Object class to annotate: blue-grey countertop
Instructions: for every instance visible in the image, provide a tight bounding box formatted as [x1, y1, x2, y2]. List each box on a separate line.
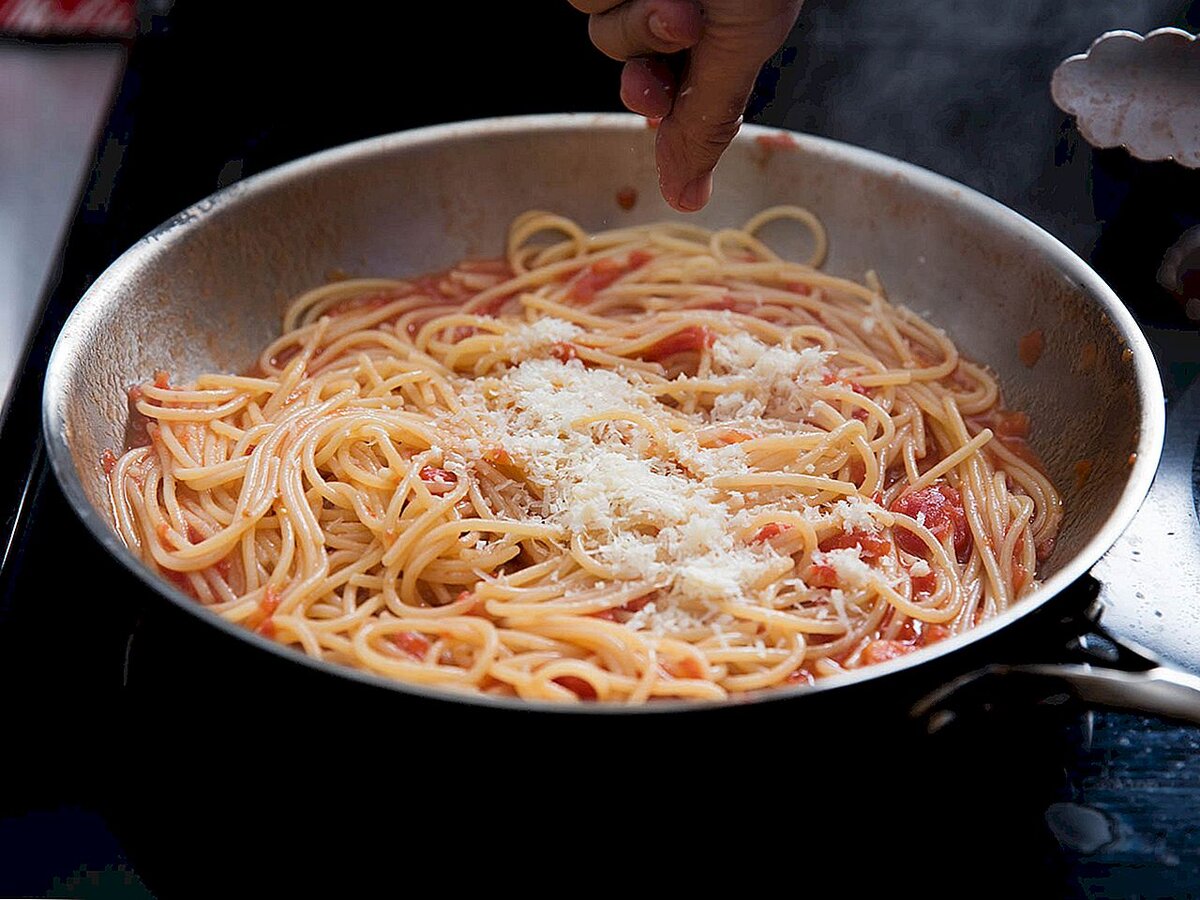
[0, 40, 123, 413]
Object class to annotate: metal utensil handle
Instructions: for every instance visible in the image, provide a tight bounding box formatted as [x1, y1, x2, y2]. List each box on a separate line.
[912, 663, 1200, 730]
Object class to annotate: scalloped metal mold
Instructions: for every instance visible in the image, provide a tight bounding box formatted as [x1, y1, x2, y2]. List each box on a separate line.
[1052, 27, 1200, 168]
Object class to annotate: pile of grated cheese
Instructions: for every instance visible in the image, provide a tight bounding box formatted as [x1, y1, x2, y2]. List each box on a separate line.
[436, 318, 896, 635]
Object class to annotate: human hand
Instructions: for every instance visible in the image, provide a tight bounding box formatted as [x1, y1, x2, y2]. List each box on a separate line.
[570, 0, 804, 211]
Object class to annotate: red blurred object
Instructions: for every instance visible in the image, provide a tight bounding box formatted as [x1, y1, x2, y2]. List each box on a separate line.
[0, 0, 136, 37]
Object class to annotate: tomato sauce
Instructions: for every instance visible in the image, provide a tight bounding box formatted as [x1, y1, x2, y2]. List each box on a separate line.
[818, 528, 891, 559]
[890, 483, 971, 562]
[637, 325, 715, 362]
[568, 251, 654, 303]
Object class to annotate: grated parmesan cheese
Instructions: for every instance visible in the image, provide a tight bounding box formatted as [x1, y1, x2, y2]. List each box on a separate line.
[811, 547, 876, 589]
[503, 317, 582, 356]
[434, 319, 898, 636]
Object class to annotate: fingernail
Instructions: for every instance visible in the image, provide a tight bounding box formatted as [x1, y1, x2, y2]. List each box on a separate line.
[677, 172, 713, 212]
[648, 12, 674, 42]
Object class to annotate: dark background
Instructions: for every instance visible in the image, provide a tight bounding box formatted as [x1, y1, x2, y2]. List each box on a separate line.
[2, 1, 1200, 896]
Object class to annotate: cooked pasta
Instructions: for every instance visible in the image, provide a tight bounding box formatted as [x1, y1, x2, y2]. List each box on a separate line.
[105, 207, 1063, 703]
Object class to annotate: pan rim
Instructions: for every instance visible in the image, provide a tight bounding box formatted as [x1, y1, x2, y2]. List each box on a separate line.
[41, 111, 1166, 715]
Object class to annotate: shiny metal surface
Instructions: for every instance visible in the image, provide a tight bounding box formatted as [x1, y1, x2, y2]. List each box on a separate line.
[1093, 371, 1200, 675]
[0, 42, 124, 414]
[42, 113, 1166, 711]
[915, 664, 1200, 729]
[1051, 28, 1200, 169]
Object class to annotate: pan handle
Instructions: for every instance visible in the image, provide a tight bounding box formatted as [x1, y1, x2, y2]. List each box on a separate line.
[912, 663, 1200, 731]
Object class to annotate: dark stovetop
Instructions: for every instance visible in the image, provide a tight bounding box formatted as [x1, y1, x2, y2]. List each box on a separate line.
[3, 2, 1200, 896]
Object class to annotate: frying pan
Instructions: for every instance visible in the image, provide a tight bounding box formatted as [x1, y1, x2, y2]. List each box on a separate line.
[40, 113, 1196, 720]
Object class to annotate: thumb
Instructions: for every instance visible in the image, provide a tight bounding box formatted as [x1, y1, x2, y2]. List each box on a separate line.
[656, 7, 801, 211]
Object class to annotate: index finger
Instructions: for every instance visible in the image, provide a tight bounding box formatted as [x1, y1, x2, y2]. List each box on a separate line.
[654, 4, 802, 211]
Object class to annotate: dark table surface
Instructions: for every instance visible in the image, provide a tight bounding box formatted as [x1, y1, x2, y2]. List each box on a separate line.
[2, 1, 1200, 896]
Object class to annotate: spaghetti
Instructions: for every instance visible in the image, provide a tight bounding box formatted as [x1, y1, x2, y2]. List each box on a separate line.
[106, 207, 1063, 703]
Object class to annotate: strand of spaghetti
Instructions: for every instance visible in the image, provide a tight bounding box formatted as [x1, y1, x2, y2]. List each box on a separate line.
[904, 427, 994, 495]
[711, 473, 860, 494]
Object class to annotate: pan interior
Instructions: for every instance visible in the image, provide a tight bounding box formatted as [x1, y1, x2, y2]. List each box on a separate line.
[45, 115, 1160, 702]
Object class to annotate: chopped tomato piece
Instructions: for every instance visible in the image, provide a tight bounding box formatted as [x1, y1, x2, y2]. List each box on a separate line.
[753, 523, 793, 543]
[593, 592, 656, 621]
[847, 458, 867, 484]
[805, 563, 840, 589]
[554, 675, 598, 700]
[247, 586, 283, 634]
[639, 325, 715, 362]
[664, 657, 705, 680]
[910, 569, 938, 597]
[623, 593, 656, 613]
[628, 251, 654, 269]
[994, 410, 1031, 439]
[418, 466, 457, 485]
[818, 529, 891, 560]
[1018, 329, 1044, 367]
[569, 260, 622, 302]
[890, 483, 971, 562]
[153, 370, 170, 389]
[390, 631, 431, 660]
[615, 186, 638, 210]
[895, 620, 951, 646]
[101, 449, 118, 475]
[861, 640, 919, 666]
[919, 624, 951, 647]
[550, 341, 577, 362]
[568, 251, 653, 302]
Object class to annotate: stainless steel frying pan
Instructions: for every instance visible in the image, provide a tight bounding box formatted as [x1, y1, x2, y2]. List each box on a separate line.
[40, 113, 1194, 717]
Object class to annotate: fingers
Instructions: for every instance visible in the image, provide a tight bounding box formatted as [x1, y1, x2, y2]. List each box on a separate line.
[656, 7, 801, 211]
[587, 0, 703, 61]
[655, 36, 759, 211]
[567, 0, 625, 13]
[619, 57, 677, 118]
